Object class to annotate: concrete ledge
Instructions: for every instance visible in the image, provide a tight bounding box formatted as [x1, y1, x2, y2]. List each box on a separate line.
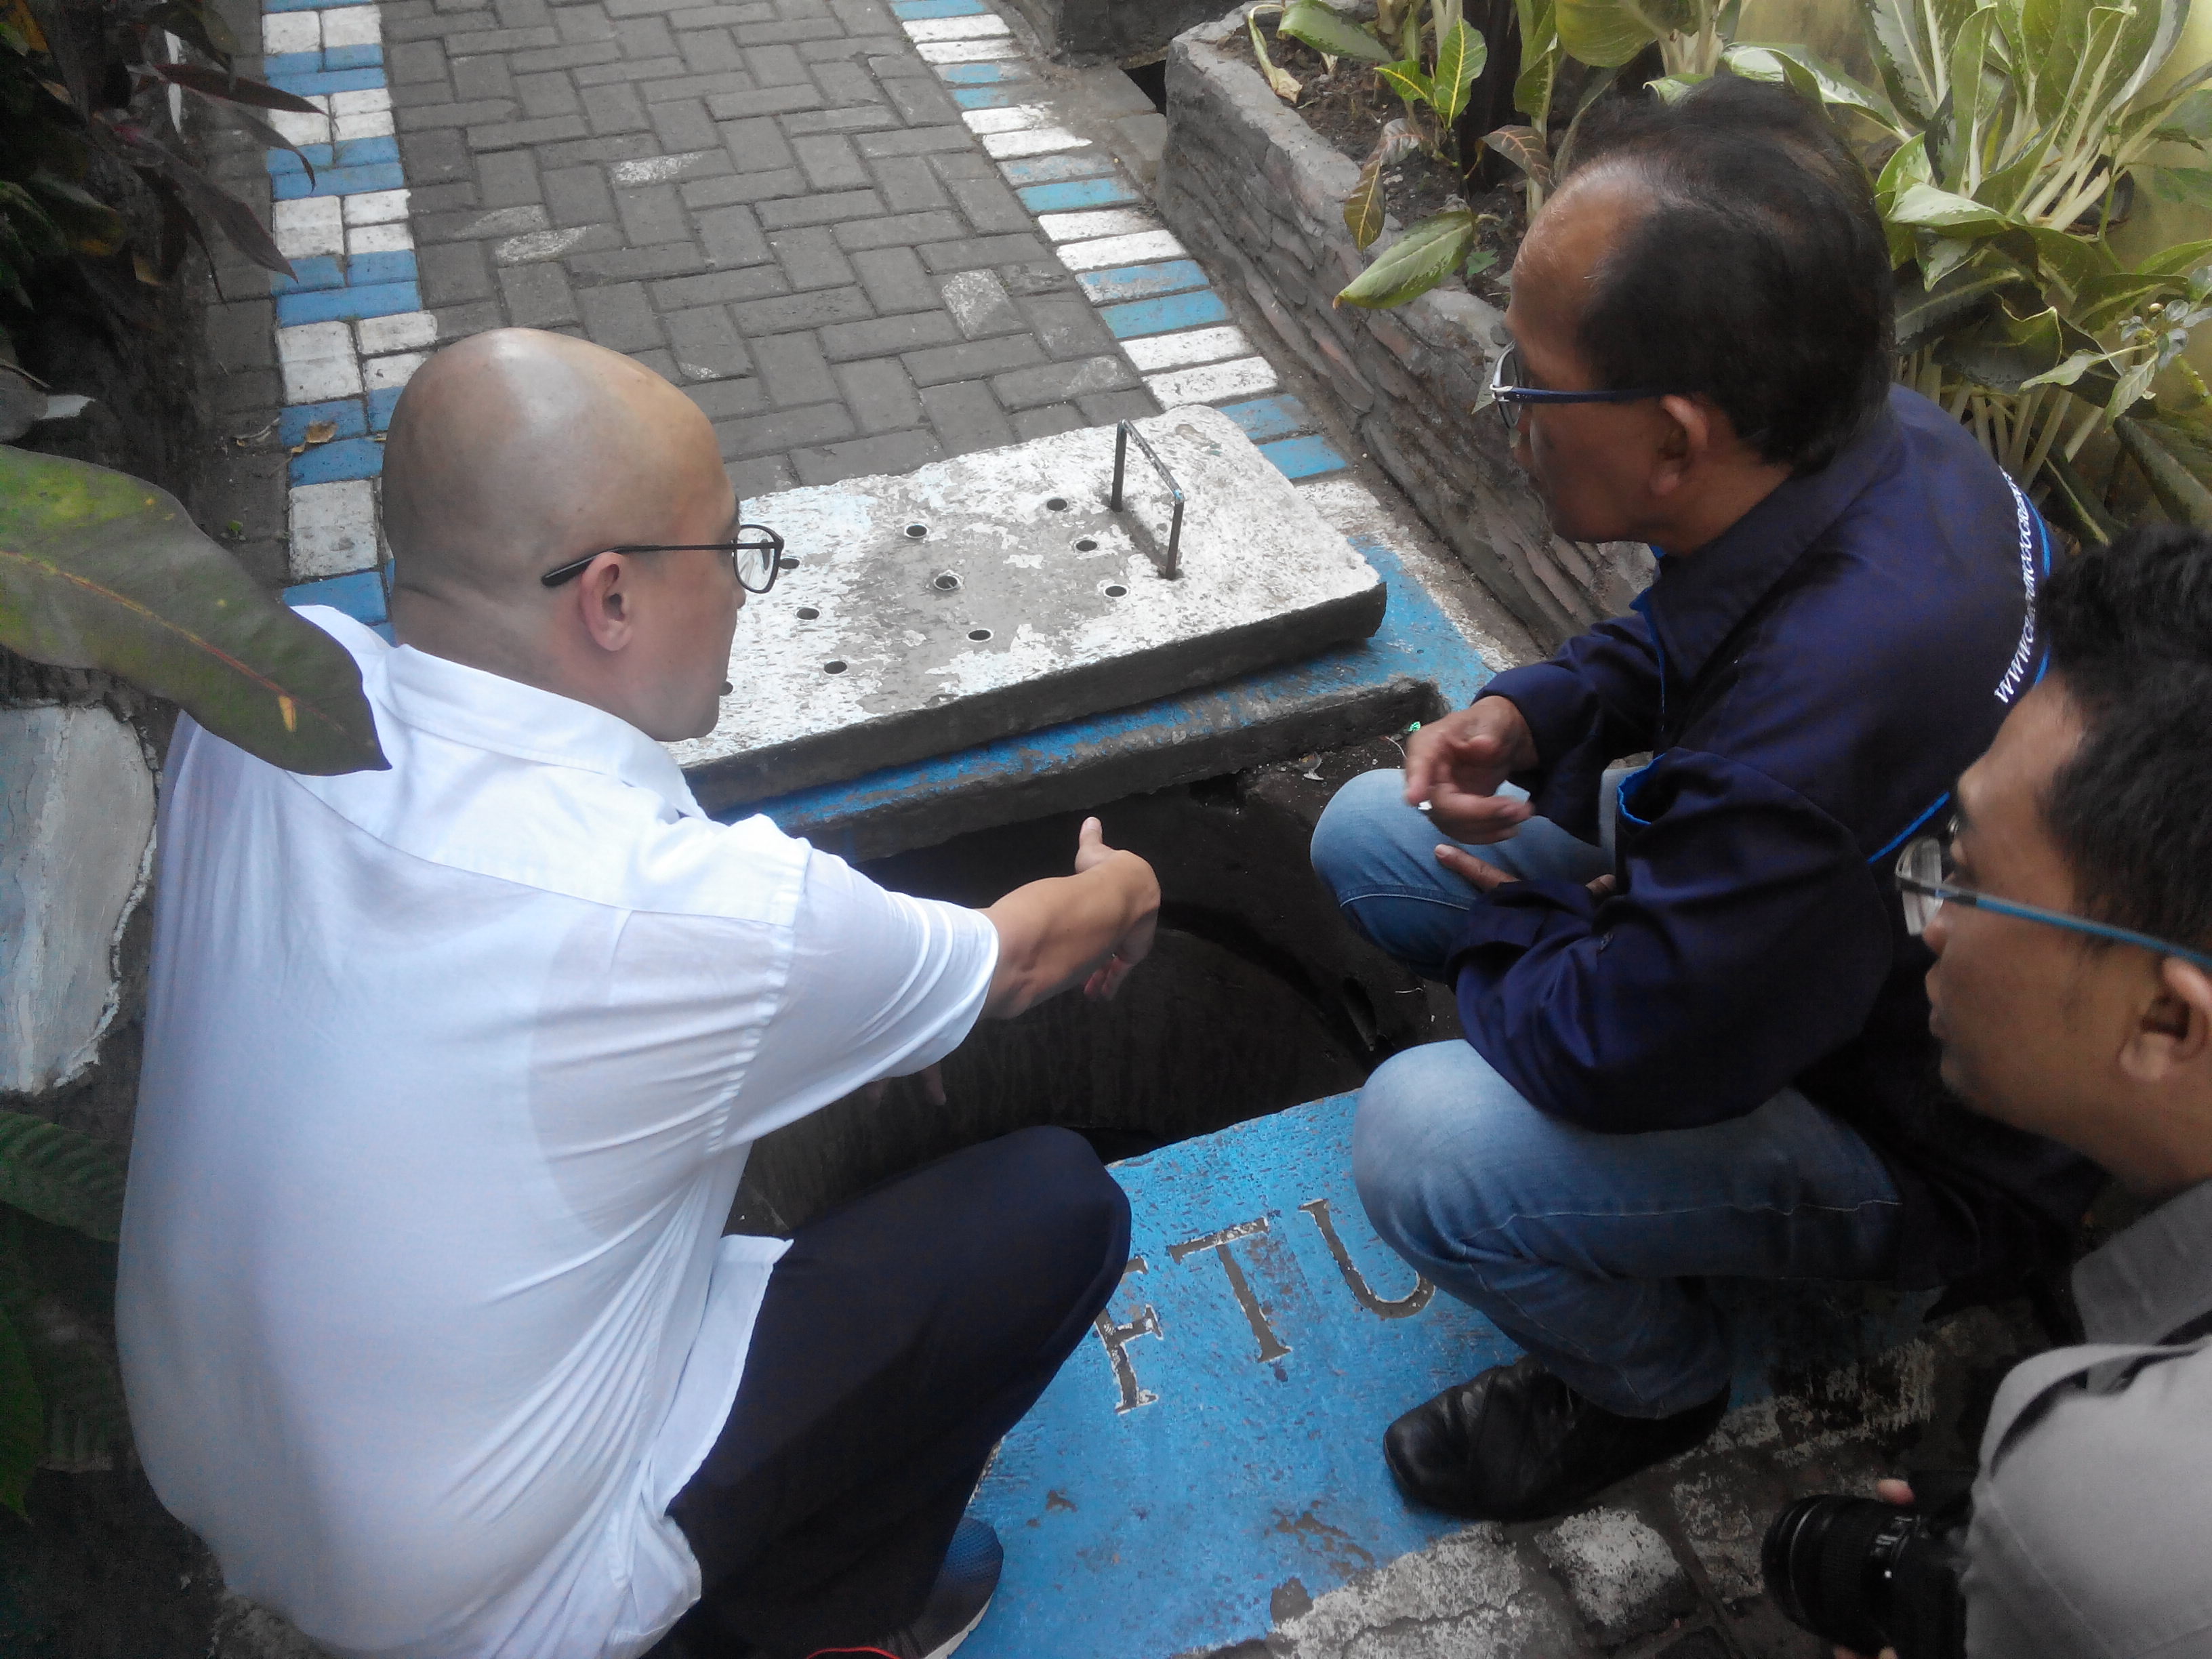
[1156, 7, 1654, 642]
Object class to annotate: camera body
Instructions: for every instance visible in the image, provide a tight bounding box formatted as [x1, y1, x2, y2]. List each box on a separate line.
[1761, 1489, 1971, 1659]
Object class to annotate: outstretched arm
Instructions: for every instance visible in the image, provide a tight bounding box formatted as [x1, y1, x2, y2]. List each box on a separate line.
[982, 817, 1160, 1019]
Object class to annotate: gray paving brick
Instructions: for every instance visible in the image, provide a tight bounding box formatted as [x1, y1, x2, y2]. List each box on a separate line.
[920, 378, 1015, 454]
[880, 73, 957, 125]
[422, 202, 550, 240]
[419, 238, 495, 303]
[569, 241, 715, 281]
[616, 181, 691, 245]
[903, 333, 1045, 386]
[790, 426, 942, 485]
[1000, 259, 1080, 297]
[554, 5, 615, 42]
[535, 131, 663, 167]
[829, 0, 893, 30]
[688, 377, 771, 419]
[579, 279, 663, 349]
[499, 261, 581, 324]
[792, 132, 868, 190]
[917, 232, 1049, 272]
[867, 154, 950, 212]
[650, 95, 719, 150]
[704, 82, 821, 119]
[206, 298, 274, 371]
[863, 49, 935, 77]
[781, 104, 901, 135]
[665, 305, 754, 381]
[577, 53, 684, 84]
[615, 14, 676, 56]
[834, 209, 964, 252]
[991, 354, 1135, 410]
[1012, 402, 1086, 441]
[926, 150, 998, 182]
[819, 310, 958, 361]
[726, 453, 797, 495]
[756, 188, 883, 231]
[494, 0, 550, 28]
[470, 112, 592, 150]
[698, 203, 771, 266]
[1021, 294, 1112, 359]
[936, 267, 1024, 338]
[833, 356, 922, 432]
[809, 60, 878, 106]
[678, 28, 745, 73]
[1076, 388, 1159, 426]
[213, 367, 283, 417]
[451, 52, 514, 98]
[508, 37, 621, 70]
[714, 118, 795, 174]
[848, 245, 936, 313]
[734, 16, 845, 45]
[583, 79, 651, 131]
[717, 401, 855, 459]
[946, 173, 1029, 235]
[546, 163, 617, 225]
[478, 148, 544, 205]
[389, 39, 451, 82]
[399, 96, 520, 129]
[649, 265, 790, 307]
[684, 167, 806, 207]
[401, 127, 474, 184]
[854, 125, 973, 158]
[671, 1, 773, 23]
[448, 24, 561, 52]
[514, 68, 582, 117]
[433, 299, 507, 340]
[494, 222, 625, 262]
[731, 285, 875, 336]
[643, 70, 752, 100]
[767, 224, 855, 290]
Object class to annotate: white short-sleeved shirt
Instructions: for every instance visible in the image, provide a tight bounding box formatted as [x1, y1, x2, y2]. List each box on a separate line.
[116, 610, 999, 1659]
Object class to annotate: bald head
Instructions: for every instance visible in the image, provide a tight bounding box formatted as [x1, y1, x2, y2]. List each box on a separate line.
[382, 329, 745, 743]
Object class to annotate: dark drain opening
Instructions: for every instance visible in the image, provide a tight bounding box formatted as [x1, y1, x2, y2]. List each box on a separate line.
[1124, 59, 1167, 112]
[734, 749, 1456, 1233]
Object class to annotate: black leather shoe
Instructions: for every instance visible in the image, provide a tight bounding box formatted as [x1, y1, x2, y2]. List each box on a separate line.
[1384, 1355, 1728, 1521]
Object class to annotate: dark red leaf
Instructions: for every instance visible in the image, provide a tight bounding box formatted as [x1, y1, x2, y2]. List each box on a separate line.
[150, 62, 318, 114]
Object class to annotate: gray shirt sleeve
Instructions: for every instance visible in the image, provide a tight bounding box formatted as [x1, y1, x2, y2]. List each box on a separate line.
[1963, 1341, 2212, 1658]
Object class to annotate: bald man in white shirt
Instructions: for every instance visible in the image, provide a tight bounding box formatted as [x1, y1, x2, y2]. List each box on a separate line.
[117, 330, 1160, 1659]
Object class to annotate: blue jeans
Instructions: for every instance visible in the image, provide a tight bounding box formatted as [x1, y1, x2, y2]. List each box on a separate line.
[1310, 770, 1904, 1417]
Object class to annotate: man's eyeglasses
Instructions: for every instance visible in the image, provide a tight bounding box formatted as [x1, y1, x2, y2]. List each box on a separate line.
[1894, 825, 2212, 975]
[1481, 342, 1668, 438]
[539, 526, 792, 593]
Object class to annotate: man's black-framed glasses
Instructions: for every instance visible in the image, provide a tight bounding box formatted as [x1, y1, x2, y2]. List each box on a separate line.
[1894, 823, 2212, 974]
[1482, 342, 1668, 438]
[539, 525, 791, 593]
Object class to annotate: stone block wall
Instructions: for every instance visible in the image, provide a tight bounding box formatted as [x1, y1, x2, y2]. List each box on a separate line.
[999, 0, 1228, 63]
[1157, 5, 1652, 644]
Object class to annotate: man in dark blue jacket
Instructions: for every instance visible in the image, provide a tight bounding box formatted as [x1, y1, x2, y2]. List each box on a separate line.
[1309, 76, 2101, 1521]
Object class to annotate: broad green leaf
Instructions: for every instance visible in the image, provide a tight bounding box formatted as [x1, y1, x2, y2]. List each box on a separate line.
[1648, 72, 1703, 101]
[0, 449, 388, 776]
[1864, 0, 1942, 123]
[0, 1309, 39, 1518]
[0, 1112, 123, 1242]
[1345, 159, 1390, 250]
[2133, 237, 2212, 280]
[1893, 260, 2030, 354]
[2018, 345, 2116, 390]
[1723, 44, 1902, 133]
[1891, 180, 2011, 235]
[2075, 272, 2189, 332]
[1939, 301, 2112, 401]
[1430, 19, 1487, 124]
[1280, 0, 1395, 60]
[2116, 413, 2212, 527]
[2155, 87, 2212, 142]
[1875, 132, 1933, 212]
[1939, 9, 1996, 190]
[1557, 0, 1658, 68]
[1514, 0, 1559, 126]
[1338, 209, 1477, 308]
[1481, 124, 1554, 188]
[2104, 353, 2160, 419]
[2154, 167, 2212, 211]
[1375, 56, 1435, 106]
[1988, 224, 2114, 296]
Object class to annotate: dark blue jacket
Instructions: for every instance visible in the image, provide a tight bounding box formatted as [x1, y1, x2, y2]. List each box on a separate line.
[1452, 386, 2100, 1290]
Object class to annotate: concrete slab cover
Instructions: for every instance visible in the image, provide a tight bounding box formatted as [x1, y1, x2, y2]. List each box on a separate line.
[672, 407, 1386, 812]
[961, 1091, 1942, 1657]
[0, 705, 156, 1094]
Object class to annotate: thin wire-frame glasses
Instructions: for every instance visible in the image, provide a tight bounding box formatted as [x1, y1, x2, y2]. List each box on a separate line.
[1894, 827, 2212, 974]
[1481, 342, 1668, 438]
[539, 525, 790, 593]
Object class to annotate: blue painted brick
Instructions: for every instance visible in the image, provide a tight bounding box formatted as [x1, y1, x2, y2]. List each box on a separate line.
[951, 83, 1027, 108]
[266, 66, 386, 96]
[273, 160, 407, 199]
[1017, 176, 1141, 213]
[367, 385, 404, 432]
[285, 568, 387, 624]
[321, 41, 384, 68]
[289, 436, 386, 486]
[1218, 394, 1316, 445]
[1099, 287, 1229, 338]
[996, 151, 1116, 186]
[346, 249, 417, 286]
[260, 49, 323, 75]
[276, 281, 422, 325]
[892, 0, 988, 16]
[279, 398, 367, 448]
[334, 135, 401, 167]
[1075, 259, 1210, 304]
[271, 254, 346, 294]
[937, 61, 1028, 83]
[1261, 433, 1349, 480]
[268, 142, 336, 176]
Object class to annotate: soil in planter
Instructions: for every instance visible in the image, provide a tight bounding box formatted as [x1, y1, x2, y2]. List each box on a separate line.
[1221, 19, 1522, 308]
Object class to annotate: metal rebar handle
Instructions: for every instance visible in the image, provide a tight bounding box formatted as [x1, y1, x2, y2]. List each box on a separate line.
[1109, 419, 1186, 579]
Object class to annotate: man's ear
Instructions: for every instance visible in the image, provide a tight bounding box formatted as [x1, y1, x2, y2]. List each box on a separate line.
[2119, 957, 2212, 1084]
[1649, 394, 1715, 500]
[575, 554, 636, 654]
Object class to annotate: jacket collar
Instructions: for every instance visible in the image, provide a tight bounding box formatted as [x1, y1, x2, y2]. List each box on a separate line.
[379, 640, 706, 820]
[2073, 1177, 2212, 1346]
[1639, 392, 1906, 688]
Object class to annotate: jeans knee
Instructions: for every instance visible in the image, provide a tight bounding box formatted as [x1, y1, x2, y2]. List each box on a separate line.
[1351, 1044, 1533, 1270]
[1309, 769, 1410, 903]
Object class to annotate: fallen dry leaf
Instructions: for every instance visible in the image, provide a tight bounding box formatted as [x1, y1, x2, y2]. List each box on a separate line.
[304, 420, 338, 445]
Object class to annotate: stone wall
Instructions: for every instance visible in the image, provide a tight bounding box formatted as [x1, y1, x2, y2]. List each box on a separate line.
[1157, 6, 1652, 643]
[1000, 0, 1227, 63]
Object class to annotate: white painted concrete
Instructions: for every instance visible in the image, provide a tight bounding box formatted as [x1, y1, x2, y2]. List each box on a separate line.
[901, 13, 1011, 38]
[1054, 228, 1185, 270]
[1036, 207, 1158, 243]
[343, 188, 409, 226]
[289, 478, 381, 579]
[962, 104, 1049, 134]
[916, 36, 1023, 60]
[272, 197, 344, 260]
[980, 127, 1089, 159]
[356, 310, 436, 356]
[1122, 324, 1250, 373]
[278, 321, 363, 403]
[1144, 355, 1279, 405]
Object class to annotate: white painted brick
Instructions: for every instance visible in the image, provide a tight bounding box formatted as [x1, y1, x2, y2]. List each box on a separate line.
[347, 220, 414, 255]
[363, 352, 426, 393]
[1123, 325, 1252, 373]
[980, 127, 1088, 159]
[356, 311, 437, 356]
[272, 196, 344, 260]
[344, 188, 410, 226]
[962, 105, 1047, 134]
[277, 321, 363, 403]
[318, 5, 383, 49]
[1145, 356, 1279, 405]
[327, 86, 391, 116]
[289, 480, 381, 581]
[269, 106, 333, 147]
[901, 14, 1010, 38]
[262, 12, 321, 54]
[916, 37, 1022, 61]
[332, 105, 394, 140]
[1036, 207, 1157, 243]
[1055, 228, 1186, 270]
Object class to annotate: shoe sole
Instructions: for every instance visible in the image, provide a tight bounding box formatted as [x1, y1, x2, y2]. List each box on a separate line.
[920, 1593, 993, 1659]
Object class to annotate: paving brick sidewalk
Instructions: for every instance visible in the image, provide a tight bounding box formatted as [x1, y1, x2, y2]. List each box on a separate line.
[374, 0, 1153, 494]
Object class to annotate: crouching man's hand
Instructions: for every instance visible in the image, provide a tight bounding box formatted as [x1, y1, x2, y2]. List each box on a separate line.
[983, 817, 1161, 1019]
[1403, 699, 1539, 843]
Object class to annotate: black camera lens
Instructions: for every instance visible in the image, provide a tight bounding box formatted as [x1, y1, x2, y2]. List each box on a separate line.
[1762, 1495, 1922, 1655]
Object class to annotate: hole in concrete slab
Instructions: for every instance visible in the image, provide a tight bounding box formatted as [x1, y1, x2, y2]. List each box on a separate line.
[1125, 58, 1168, 112]
[905, 522, 928, 539]
[796, 607, 820, 619]
[1075, 537, 1099, 551]
[823, 660, 847, 674]
[1103, 583, 1128, 598]
[932, 572, 961, 592]
[1045, 496, 1069, 511]
[967, 628, 994, 641]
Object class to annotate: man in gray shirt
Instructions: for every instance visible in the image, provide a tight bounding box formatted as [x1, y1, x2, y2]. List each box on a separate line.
[1835, 520, 2212, 1658]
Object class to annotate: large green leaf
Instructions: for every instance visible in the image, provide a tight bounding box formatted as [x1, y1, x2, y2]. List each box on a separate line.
[0, 1111, 124, 1243]
[1337, 209, 1478, 308]
[1890, 180, 2011, 236]
[0, 1309, 38, 1518]
[0, 448, 387, 776]
[1374, 56, 1435, 106]
[1514, 0, 1560, 126]
[1429, 18, 1488, 124]
[1556, 0, 1658, 67]
[1894, 260, 2029, 354]
[1937, 7, 1996, 190]
[1723, 44, 1902, 134]
[1279, 0, 1393, 59]
[2116, 413, 2212, 527]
